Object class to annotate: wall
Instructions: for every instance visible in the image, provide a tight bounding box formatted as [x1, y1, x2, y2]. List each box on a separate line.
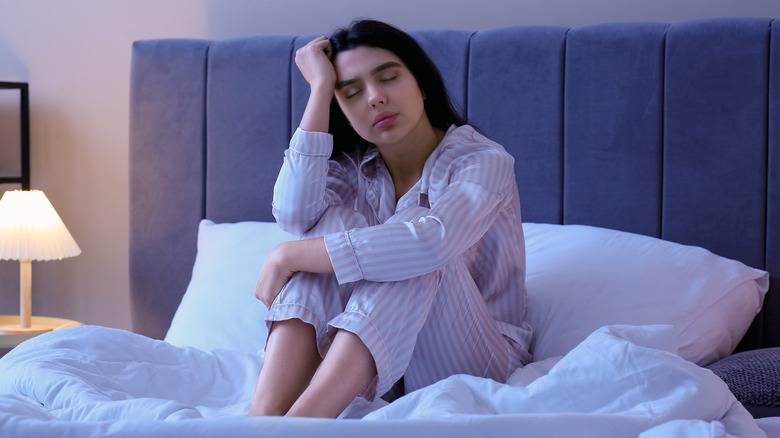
[0, 0, 778, 332]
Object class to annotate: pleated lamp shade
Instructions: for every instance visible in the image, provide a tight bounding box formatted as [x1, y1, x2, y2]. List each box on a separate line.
[0, 190, 81, 334]
[0, 190, 81, 261]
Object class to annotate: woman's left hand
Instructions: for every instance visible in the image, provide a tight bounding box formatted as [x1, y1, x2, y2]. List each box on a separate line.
[255, 243, 296, 309]
[254, 237, 334, 309]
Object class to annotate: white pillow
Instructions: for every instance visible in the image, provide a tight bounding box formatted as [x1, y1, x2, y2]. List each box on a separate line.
[524, 223, 769, 366]
[166, 220, 769, 368]
[164, 220, 296, 353]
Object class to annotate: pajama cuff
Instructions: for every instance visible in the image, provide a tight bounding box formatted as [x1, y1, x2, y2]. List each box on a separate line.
[329, 311, 393, 402]
[324, 230, 364, 284]
[289, 128, 333, 157]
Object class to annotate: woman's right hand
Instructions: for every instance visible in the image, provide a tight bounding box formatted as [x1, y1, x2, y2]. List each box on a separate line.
[295, 36, 336, 93]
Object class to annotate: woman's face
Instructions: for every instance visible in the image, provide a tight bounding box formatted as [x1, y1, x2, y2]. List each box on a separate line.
[333, 46, 427, 148]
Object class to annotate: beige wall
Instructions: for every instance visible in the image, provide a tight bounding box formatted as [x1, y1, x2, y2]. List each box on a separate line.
[0, 0, 778, 331]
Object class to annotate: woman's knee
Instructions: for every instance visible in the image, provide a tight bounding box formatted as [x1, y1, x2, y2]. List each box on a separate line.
[275, 271, 346, 309]
[384, 206, 429, 224]
[302, 206, 369, 238]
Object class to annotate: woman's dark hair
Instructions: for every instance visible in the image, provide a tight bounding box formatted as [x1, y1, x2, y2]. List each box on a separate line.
[328, 19, 467, 156]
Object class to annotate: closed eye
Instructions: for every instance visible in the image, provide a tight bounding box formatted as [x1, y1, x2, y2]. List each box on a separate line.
[344, 88, 362, 99]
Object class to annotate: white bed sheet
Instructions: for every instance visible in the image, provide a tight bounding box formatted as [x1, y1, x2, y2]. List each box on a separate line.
[0, 324, 770, 437]
[758, 417, 780, 438]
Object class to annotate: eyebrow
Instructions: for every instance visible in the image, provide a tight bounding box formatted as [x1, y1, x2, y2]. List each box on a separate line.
[335, 61, 403, 90]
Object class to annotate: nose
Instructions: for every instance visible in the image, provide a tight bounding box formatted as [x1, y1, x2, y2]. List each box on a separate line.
[367, 84, 386, 108]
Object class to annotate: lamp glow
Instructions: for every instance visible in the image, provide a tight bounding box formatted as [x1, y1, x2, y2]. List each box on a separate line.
[0, 190, 81, 334]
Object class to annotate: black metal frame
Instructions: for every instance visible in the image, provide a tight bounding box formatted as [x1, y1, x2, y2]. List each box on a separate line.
[0, 81, 30, 190]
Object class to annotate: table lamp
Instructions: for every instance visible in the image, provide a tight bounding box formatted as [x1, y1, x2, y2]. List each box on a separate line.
[0, 190, 81, 334]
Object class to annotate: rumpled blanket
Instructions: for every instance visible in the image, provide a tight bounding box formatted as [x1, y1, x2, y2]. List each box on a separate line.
[0, 324, 765, 437]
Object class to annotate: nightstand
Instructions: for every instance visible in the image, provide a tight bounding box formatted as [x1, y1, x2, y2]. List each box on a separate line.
[0, 315, 81, 349]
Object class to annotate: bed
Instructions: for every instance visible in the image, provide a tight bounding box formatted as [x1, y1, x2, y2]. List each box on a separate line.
[0, 16, 779, 437]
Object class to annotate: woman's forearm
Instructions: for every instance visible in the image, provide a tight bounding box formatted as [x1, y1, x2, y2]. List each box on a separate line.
[299, 85, 333, 133]
[295, 36, 336, 134]
[278, 237, 334, 275]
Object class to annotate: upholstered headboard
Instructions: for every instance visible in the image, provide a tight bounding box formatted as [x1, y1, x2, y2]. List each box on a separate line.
[129, 17, 779, 351]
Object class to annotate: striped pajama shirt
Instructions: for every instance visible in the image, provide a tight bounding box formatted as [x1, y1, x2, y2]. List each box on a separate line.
[267, 124, 533, 400]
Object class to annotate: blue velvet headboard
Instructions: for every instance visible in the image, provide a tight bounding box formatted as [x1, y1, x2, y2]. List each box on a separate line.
[129, 17, 779, 351]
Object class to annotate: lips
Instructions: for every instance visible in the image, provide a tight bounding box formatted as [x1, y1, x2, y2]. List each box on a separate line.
[372, 111, 398, 129]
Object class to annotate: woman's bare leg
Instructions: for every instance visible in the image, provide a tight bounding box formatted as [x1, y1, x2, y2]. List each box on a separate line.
[247, 319, 322, 416]
[286, 329, 377, 418]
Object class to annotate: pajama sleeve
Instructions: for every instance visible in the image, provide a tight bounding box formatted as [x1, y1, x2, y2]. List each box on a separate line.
[272, 129, 355, 236]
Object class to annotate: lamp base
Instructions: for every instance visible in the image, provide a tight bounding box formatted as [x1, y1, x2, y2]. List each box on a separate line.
[0, 324, 53, 334]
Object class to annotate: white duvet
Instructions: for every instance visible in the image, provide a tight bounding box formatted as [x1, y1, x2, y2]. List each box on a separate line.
[0, 324, 767, 437]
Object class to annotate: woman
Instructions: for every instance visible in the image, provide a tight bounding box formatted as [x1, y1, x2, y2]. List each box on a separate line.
[249, 19, 532, 418]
